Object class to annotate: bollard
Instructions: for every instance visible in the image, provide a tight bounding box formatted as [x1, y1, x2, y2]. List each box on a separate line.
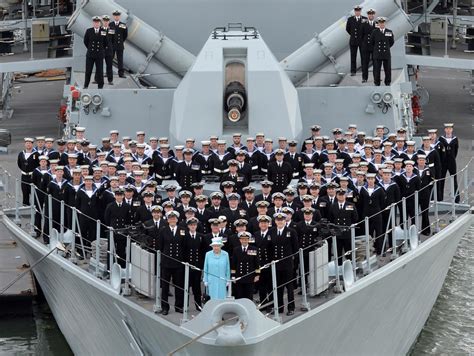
[364, 217, 371, 274]
[332, 236, 343, 292]
[95, 220, 101, 277]
[182, 263, 190, 324]
[414, 190, 420, 233]
[60, 200, 65, 242]
[70, 208, 77, 264]
[109, 229, 115, 275]
[14, 179, 21, 225]
[450, 177, 456, 220]
[48, 194, 53, 235]
[123, 235, 132, 296]
[299, 248, 310, 311]
[29, 184, 35, 235]
[350, 224, 356, 278]
[270, 261, 280, 322]
[153, 251, 162, 313]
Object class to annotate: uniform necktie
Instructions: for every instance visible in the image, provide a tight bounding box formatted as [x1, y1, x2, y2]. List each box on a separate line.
[191, 234, 195, 239]
[118, 203, 121, 207]
[156, 221, 159, 228]
[243, 247, 247, 253]
[172, 227, 176, 236]
[340, 204, 343, 209]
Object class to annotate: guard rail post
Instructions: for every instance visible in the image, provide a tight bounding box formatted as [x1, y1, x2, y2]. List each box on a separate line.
[350, 224, 356, 278]
[332, 236, 343, 292]
[95, 220, 101, 277]
[109, 228, 114, 275]
[414, 190, 420, 233]
[463, 167, 468, 204]
[60, 200, 65, 242]
[402, 197, 408, 242]
[70, 208, 77, 264]
[182, 262, 190, 324]
[271, 261, 280, 322]
[433, 180, 440, 233]
[48, 194, 53, 234]
[299, 248, 310, 311]
[153, 251, 162, 313]
[123, 235, 132, 296]
[29, 184, 35, 235]
[364, 217, 372, 274]
[14, 178, 21, 225]
[391, 204, 398, 260]
[450, 176, 456, 220]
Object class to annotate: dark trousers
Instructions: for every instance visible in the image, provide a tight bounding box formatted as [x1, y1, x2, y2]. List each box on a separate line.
[419, 190, 432, 235]
[21, 174, 32, 205]
[114, 232, 127, 268]
[78, 216, 96, 247]
[85, 56, 104, 88]
[161, 266, 184, 312]
[439, 161, 459, 202]
[350, 45, 363, 73]
[382, 210, 393, 250]
[258, 269, 272, 310]
[95, 56, 114, 83]
[34, 191, 45, 235]
[188, 269, 202, 309]
[336, 238, 352, 266]
[113, 48, 124, 76]
[361, 50, 373, 80]
[367, 214, 384, 254]
[235, 282, 254, 301]
[276, 269, 294, 313]
[373, 57, 391, 86]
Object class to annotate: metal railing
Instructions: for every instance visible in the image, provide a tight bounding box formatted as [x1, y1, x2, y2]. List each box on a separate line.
[0, 158, 472, 325]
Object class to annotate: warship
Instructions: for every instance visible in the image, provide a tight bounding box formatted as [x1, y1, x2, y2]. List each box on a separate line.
[0, 0, 473, 355]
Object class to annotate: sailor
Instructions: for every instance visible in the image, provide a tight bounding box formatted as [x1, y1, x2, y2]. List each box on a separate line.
[438, 123, 459, 202]
[395, 161, 420, 225]
[220, 159, 248, 195]
[158, 210, 186, 315]
[142, 205, 167, 251]
[46, 166, 72, 232]
[295, 207, 321, 286]
[110, 10, 128, 78]
[222, 193, 247, 231]
[329, 189, 359, 265]
[83, 16, 107, 89]
[99, 15, 114, 85]
[371, 17, 394, 86]
[74, 176, 99, 250]
[231, 231, 259, 301]
[211, 140, 232, 178]
[267, 149, 293, 193]
[207, 191, 225, 219]
[194, 194, 212, 234]
[103, 188, 131, 267]
[361, 8, 377, 82]
[134, 191, 155, 224]
[379, 168, 400, 245]
[194, 141, 215, 178]
[152, 144, 173, 184]
[415, 155, 435, 236]
[18, 137, 39, 205]
[417, 136, 441, 183]
[32, 156, 50, 237]
[255, 180, 273, 204]
[239, 186, 258, 219]
[175, 149, 202, 191]
[254, 215, 272, 311]
[346, 5, 367, 76]
[269, 212, 298, 315]
[284, 140, 303, 179]
[184, 217, 205, 309]
[235, 150, 253, 183]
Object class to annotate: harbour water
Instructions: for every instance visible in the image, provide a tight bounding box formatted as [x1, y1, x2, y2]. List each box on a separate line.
[0, 227, 472, 355]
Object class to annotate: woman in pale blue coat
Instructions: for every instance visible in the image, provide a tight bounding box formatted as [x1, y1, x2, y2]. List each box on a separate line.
[203, 237, 230, 300]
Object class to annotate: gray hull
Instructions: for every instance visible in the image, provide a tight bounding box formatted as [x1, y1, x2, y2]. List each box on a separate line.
[4, 212, 473, 355]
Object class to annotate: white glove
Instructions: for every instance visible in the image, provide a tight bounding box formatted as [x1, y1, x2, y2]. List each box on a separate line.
[204, 282, 208, 287]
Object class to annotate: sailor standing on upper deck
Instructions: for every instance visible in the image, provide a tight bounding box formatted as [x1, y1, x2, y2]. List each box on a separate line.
[346, 5, 366, 76]
[370, 17, 394, 86]
[83, 16, 107, 89]
[110, 10, 128, 78]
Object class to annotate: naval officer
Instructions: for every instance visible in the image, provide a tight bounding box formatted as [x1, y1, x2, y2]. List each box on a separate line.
[370, 17, 394, 86]
[83, 16, 107, 89]
[360, 8, 377, 83]
[110, 10, 128, 78]
[100, 15, 114, 85]
[346, 5, 367, 76]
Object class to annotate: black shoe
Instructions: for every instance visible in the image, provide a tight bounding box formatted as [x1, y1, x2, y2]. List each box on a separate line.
[362, 79, 367, 83]
[119, 74, 126, 78]
[161, 310, 168, 315]
[175, 309, 183, 314]
[298, 291, 302, 295]
[92, 81, 97, 84]
[108, 81, 114, 85]
[350, 73, 356, 76]
[286, 310, 295, 316]
[83, 86, 88, 89]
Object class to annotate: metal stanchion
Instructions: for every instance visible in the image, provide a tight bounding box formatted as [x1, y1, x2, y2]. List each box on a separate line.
[351, 224, 356, 278]
[70, 208, 77, 264]
[433, 181, 439, 232]
[391, 205, 398, 259]
[450, 177, 456, 220]
[414, 190, 420, 233]
[14, 179, 21, 225]
[123, 235, 132, 296]
[29, 184, 35, 235]
[402, 197, 408, 237]
[227, 278, 233, 298]
[364, 217, 371, 274]
[299, 248, 310, 311]
[270, 261, 280, 322]
[48, 194, 53, 234]
[60, 200, 65, 242]
[95, 220, 101, 277]
[182, 263, 190, 324]
[153, 251, 162, 313]
[332, 237, 343, 292]
[109, 228, 114, 274]
[463, 168, 469, 204]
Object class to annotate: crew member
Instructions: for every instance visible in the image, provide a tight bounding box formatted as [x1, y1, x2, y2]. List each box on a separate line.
[184, 217, 205, 310]
[371, 17, 394, 86]
[361, 8, 377, 83]
[83, 16, 107, 89]
[231, 231, 259, 301]
[18, 137, 39, 205]
[267, 149, 293, 193]
[110, 10, 128, 78]
[346, 5, 366, 76]
[438, 123, 459, 202]
[100, 15, 114, 85]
